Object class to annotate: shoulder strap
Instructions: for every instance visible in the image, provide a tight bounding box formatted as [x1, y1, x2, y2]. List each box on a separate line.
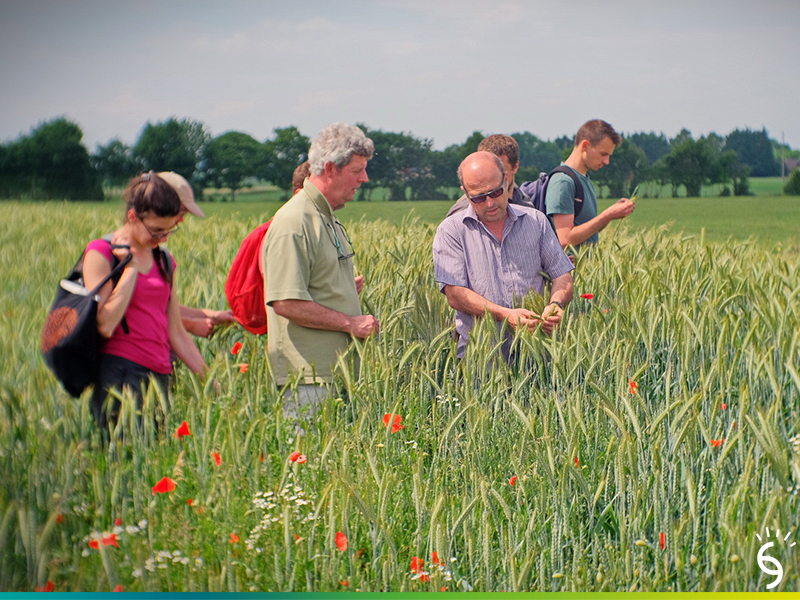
[100, 234, 132, 334]
[549, 166, 585, 217]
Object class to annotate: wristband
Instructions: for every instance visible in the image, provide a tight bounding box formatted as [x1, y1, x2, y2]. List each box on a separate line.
[550, 301, 564, 310]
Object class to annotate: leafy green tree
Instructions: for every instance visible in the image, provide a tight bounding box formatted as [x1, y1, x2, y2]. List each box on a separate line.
[6, 118, 103, 200]
[725, 128, 780, 176]
[264, 126, 310, 196]
[459, 131, 484, 161]
[626, 132, 671, 164]
[133, 118, 210, 186]
[430, 145, 461, 196]
[91, 138, 139, 186]
[784, 168, 800, 195]
[359, 127, 437, 201]
[511, 131, 561, 173]
[205, 131, 264, 201]
[664, 135, 715, 197]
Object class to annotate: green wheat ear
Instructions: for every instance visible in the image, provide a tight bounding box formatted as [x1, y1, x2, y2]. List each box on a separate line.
[520, 290, 545, 315]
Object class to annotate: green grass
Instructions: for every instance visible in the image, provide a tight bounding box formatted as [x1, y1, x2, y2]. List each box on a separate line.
[1, 202, 799, 592]
[747, 177, 788, 196]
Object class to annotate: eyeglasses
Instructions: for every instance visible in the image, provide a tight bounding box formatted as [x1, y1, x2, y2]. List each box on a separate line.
[325, 220, 355, 261]
[465, 174, 507, 204]
[138, 216, 180, 240]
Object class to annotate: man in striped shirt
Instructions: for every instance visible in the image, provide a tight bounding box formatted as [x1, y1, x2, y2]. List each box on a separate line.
[433, 151, 574, 360]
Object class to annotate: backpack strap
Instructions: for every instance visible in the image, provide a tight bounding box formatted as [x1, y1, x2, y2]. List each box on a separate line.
[100, 234, 132, 334]
[549, 166, 585, 218]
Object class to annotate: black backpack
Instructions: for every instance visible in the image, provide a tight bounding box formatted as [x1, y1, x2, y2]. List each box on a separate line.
[520, 165, 585, 222]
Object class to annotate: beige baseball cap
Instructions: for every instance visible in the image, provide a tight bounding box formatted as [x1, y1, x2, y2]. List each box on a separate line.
[157, 171, 205, 217]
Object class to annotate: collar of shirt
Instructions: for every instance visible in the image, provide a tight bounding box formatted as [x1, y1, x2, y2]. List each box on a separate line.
[461, 200, 525, 227]
[303, 179, 335, 220]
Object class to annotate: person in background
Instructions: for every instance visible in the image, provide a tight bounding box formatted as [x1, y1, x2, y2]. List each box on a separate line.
[545, 119, 636, 249]
[262, 123, 379, 422]
[433, 151, 574, 361]
[156, 171, 236, 338]
[446, 134, 534, 218]
[82, 172, 211, 431]
[292, 161, 311, 195]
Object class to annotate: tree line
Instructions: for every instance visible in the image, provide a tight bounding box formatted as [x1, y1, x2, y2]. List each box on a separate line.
[0, 117, 795, 201]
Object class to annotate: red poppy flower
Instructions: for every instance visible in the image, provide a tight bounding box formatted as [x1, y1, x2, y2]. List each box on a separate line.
[56, 514, 64, 525]
[213, 452, 221, 467]
[230, 533, 239, 544]
[297, 454, 307, 464]
[710, 438, 725, 448]
[383, 413, 405, 433]
[603, 308, 609, 313]
[114, 517, 122, 527]
[102, 533, 119, 548]
[239, 363, 249, 374]
[289, 451, 301, 462]
[152, 476, 177, 495]
[420, 573, 431, 583]
[733, 421, 737, 429]
[113, 584, 123, 592]
[231, 341, 243, 356]
[335, 531, 348, 551]
[660, 531, 665, 550]
[357, 548, 365, 558]
[259, 453, 265, 462]
[411, 556, 424, 573]
[340, 580, 349, 587]
[294, 533, 300, 541]
[174, 420, 191, 438]
[35, 581, 54, 592]
[509, 476, 517, 486]
[574, 456, 580, 467]
[580, 293, 594, 299]
[629, 379, 638, 395]
[187, 498, 193, 506]
[720, 403, 727, 410]
[89, 540, 99, 549]
[441, 587, 448, 592]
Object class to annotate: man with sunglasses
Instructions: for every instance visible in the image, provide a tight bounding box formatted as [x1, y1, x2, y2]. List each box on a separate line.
[433, 151, 574, 360]
[445, 134, 534, 218]
[263, 123, 379, 422]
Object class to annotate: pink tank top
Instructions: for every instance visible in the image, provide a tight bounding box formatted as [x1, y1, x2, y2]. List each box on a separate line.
[85, 239, 175, 374]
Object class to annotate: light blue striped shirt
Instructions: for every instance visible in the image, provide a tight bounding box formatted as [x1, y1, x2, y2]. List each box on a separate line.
[433, 203, 574, 358]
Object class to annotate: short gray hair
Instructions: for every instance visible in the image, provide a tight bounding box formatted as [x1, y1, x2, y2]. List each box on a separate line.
[308, 123, 374, 175]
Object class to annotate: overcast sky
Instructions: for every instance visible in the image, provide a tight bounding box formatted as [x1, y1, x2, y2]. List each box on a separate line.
[1, 0, 798, 152]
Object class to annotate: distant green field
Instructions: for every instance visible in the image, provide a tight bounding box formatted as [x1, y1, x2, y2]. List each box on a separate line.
[4, 193, 799, 249]
[747, 176, 787, 196]
[193, 195, 800, 249]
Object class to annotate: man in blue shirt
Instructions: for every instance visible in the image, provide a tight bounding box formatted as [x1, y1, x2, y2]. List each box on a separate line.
[434, 151, 574, 359]
[545, 120, 636, 248]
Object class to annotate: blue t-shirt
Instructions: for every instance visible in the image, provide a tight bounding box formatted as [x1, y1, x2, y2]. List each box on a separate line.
[544, 164, 599, 246]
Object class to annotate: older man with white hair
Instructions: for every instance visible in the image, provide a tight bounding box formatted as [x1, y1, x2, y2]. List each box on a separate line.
[263, 123, 380, 419]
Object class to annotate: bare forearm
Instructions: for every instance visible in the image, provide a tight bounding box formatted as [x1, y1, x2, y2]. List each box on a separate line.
[548, 274, 573, 307]
[556, 214, 610, 248]
[96, 267, 138, 338]
[443, 285, 511, 321]
[272, 299, 356, 334]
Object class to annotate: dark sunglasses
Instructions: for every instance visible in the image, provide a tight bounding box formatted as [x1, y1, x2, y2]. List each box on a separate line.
[465, 174, 506, 204]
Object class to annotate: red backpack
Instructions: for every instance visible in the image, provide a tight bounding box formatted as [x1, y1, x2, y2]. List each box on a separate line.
[225, 219, 272, 335]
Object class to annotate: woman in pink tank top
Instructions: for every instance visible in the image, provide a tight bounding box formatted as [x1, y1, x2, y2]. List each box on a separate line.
[82, 172, 209, 433]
